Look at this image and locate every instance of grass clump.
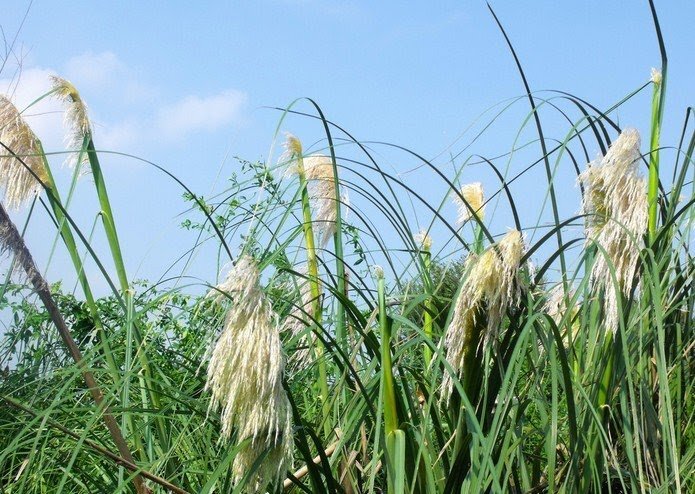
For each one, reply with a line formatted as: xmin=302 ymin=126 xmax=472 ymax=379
xmin=0 ymin=3 xmax=692 ymax=493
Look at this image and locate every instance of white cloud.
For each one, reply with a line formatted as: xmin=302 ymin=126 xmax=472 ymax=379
xmin=156 ymin=90 xmax=248 ymax=140
xmin=93 ymin=119 xmax=141 ymax=151
xmin=65 ymin=51 xmax=157 ymax=104
xmin=0 ymin=66 xmax=65 ymax=150
xmin=1 ymin=53 xmax=249 ymax=156
xmin=64 ymin=51 xmax=124 ymax=87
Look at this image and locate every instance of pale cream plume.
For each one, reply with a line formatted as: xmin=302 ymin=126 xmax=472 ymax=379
xmin=371 ymin=264 xmax=385 ymax=280
xmin=0 ymin=96 xmax=47 ymax=209
xmin=281 ymin=136 xmax=344 ymax=247
xmin=544 ymin=284 xmax=571 ymax=325
xmin=304 ymin=154 xmax=343 ymax=247
xmin=205 ymin=255 xmax=292 ymax=491
xmin=441 ymin=229 xmax=525 ymax=401
xmin=543 ymin=283 xmax=580 ymax=345
xmin=283 ymin=132 xmax=303 ymax=158
xmin=650 ymin=68 xmax=663 ymax=86
xmin=454 ymin=182 xmax=485 ymax=224
xmin=578 ymin=128 xmax=647 ymax=333
xmin=414 ymin=230 xmax=432 ymax=251
xmin=50 ymin=76 xmax=91 ymax=170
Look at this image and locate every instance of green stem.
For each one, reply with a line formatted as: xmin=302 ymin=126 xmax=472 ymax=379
xmin=329 ymin=154 xmax=347 ymax=347
xmin=0 ymin=204 xmax=149 ymax=494
xmin=86 ymin=137 xmax=128 ymax=291
xmin=583 ymin=330 xmax=616 ymax=491
xmin=378 ymin=275 xmax=398 ymax=434
xmin=648 ymin=72 xmax=666 ymax=243
xmin=40 ymin=153 xmax=118 ymax=374
xmin=473 ymin=222 xmax=484 ymax=255
xmin=86 ymin=135 xmax=175 ymax=473
xmin=421 ymin=249 xmax=433 ymax=370
xmin=378 ymin=274 xmax=404 ymax=493
xmin=296 ymin=152 xmax=330 ymax=436
xmin=44 ymin=147 xmax=85 ymax=275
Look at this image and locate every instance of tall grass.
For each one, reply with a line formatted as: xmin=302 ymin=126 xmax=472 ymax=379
xmin=0 ymin=2 xmax=693 ymax=493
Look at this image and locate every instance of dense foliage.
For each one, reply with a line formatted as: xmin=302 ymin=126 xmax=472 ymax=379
xmin=0 ymin=4 xmax=693 ymax=493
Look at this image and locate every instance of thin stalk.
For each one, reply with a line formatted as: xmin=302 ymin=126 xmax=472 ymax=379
xmin=488 ymin=4 xmax=569 ymax=284
xmin=330 ymin=155 xmax=347 ymax=346
xmin=86 ymin=135 xmax=173 ymax=472
xmin=86 ymin=138 xmax=128 ymax=291
xmin=3 ymin=135 xmax=145 ymax=473
xmin=295 ymin=152 xmax=330 ymax=436
xmin=377 ymin=273 xmax=403 ymax=493
xmin=648 ymin=73 xmax=665 ymax=242
xmin=647 ymin=0 xmax=668 ymax=243
xmin=2 ymin=396 xmax=187 ymax=494
xmin=583 ymin=329 xmax=616 ymax=491
xmin=0 ymin=196 xmax=36 ymax=300
xmin=39 ymin=151 xmax=118 ymax=374
xmin=306 ymin=100 xmax=347 ymax=346
xmin=422 ymin=248 xmax=433 ymax=370
xmin=0 ymin=203 xmax=149 ymax=494
xmin=378 ymin=275 xmax=398 ymax=435
xmin=44 ymin=147 xmax=84 ymax=275
xmin=473 ymin=222 xmax=484 ymax=255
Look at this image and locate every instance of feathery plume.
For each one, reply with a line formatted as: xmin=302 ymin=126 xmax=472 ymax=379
xmin=441 ymin=229 xmax=524 ymax=401
xmin=283 ymin=132 xmax=302 ymax=157
xmin=0 ymin=96 xmax=48 ymax=209
xmin=650 ymin=68 xmax=663 ymax=86
xmin=281 ymin=135 xmax=344 ymax=247
xmin=281 ymin=132 xmax=303 ymax=175
xmin=205 ymin=255 xmax=292 ymax=491
xmin=304 ymin=154 xmax=342 ymax=246
xmin=544 ymin=284 xmax=570 ymax=325
xmin=414 ymin=230 xmax=432 ymax=251
xmin=544 ymin=284 xmax=580 ymax=346
xmin=50 ymin=76 xmax=91 ymax=169
xmin=578 ymin=128 xmax=647 ymax=332
xmin=454 ymin=182 xmax=485 ymax=224
xmin=371 ymin=264 xmax=385 ymax=280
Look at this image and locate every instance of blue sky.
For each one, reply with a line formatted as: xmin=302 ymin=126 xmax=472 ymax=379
xmin=1 ymin=1 xmax=693 ymax=293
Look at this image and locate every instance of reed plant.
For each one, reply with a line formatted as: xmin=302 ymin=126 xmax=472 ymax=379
xmin=0 ymin=2 xmax=692 ymax=493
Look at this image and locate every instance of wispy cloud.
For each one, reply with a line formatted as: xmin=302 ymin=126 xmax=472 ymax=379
xmin=64 ymin=51 xmax=124 ymax=87
xmin=0 ymin=66 xmax=64 ymax=150
xmin=156 ymin=90 xmax=248 ymax=140
xmin=65 ymin=51 xmax=157 ymax=104
xmin=93 ymin=119 xmax=141 ymax=151
xmin=1 ymin=52 xmax=250 ymax=155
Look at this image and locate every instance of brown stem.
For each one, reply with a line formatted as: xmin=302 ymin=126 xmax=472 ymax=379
xmin=0 ymin=203 xmax=150 ymax=494
xmin=2 ymin=396 xmax=188 ymax=494
xmin=283 ymin=441 xmax=338 ymax=489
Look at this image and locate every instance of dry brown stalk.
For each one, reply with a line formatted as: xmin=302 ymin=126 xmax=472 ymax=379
xmin=0 ymin=203 xmax=151 ymax=494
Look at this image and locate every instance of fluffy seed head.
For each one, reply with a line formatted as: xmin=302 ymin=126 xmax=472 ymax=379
xmin=50 ymin=76 xmax=91 ymax=169
xmin=0 ymin=96 xmax=48 ymax=209
xmin=283 ymin=133 xmax=303 ymax=158
xmin=441 ymin=229 xmax=525 ymax=400
xmin=650 ymin=68 xmax=662 ymax=86
xmin=414 ymin=230 xmax=432 ymax=251
xmin=544 ymin=283 xmax=578 ymax=326
xmin=371 ymin=264 xmax=384 ymax=280
xmin=205 ymin=255 xmax=292 ymax=490
xmin=578 ymin=128 xmax=647 ymax=332
xmin=455 ymin=182 xmax=485 ymax=224
xmin=543 ymin=283 xmax=580 ymax=345
xmin=304 ymin=154 xmax=343 ymax=247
